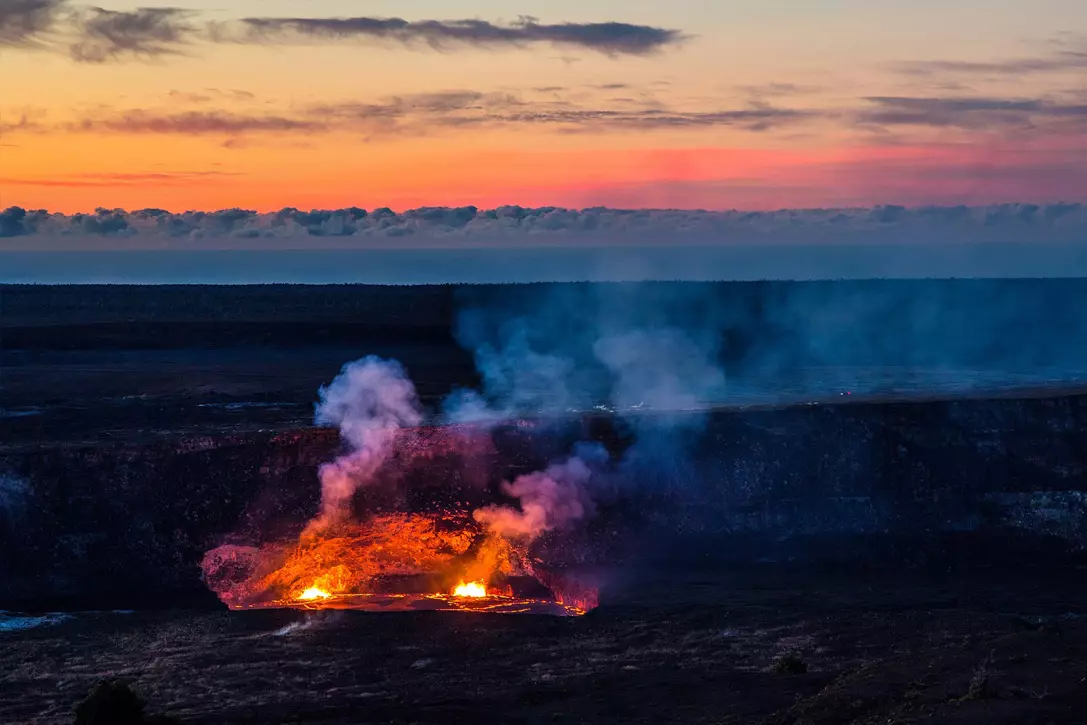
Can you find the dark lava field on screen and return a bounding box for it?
[5,281,1087,724]
[7,571,1087,725]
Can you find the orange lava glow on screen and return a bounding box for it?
[202,511,596,616]
[452,580,488,598]
[199,425,600,617]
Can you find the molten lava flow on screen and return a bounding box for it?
[452,580,487,598]
[199,410,603,617]
[201,510,597,616]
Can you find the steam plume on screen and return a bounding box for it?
[474,444,607,541]
[594,327,726,414]
[445,284,731,491]
[311,356,422,526]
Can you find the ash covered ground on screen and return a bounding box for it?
[5,281,1087,724]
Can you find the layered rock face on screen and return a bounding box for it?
[4,393,1087,609]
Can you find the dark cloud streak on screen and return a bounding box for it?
[859,96,1087,131]
[224,15,685,56]
[68,6,197,62]
[894,38,1087,77]
[68,110,324,134]
[0,0,65,47]
[15,85,1087,142]
[3,4,686,60]
[303,92,815,134]
[896,52,1087,77]
[15,90,813,139]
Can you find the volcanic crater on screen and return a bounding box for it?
[6,282,1087,724]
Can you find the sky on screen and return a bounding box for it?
[1,0,1087,213]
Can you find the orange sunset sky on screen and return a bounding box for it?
[2,0,1087,212]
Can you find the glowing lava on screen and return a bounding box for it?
[452,580,488,598]
[201,508,599,616]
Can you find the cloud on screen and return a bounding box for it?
[311,89,815,134]
[0,114,44,134]
[223,15,685,56]
[897,54,1087,76]
[737,82,821,98]
[517,105,816,132]
[25,90,1087,142]
[0,0,64,46]
[894,40,1087,77]
[2,6,687,61]
[858,95,1087,131]
[167,88,256,104]
[6,89,817,139]
[67,109,324,134]
[168,90,214,104]
[0,170,236,187]
[309,94,815,134]
[6,203,1087,246]
[68,6,198,62]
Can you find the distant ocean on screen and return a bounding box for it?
[5,243,1087,284]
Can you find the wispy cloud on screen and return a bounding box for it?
[1,2,203,61]
[736,82,821,99]
[220,15,686,56]
[167,88,256,104]
[67,110,325,134]
[893,37,1087,77]
[308,90,812,134]
[0,0,64,46]
[6,89,818,139]
[14,87,1087,142]
[68,6,199,62]
[858,95,1087,131]
[0,170,237,187]
[897,54,1087,76]
[0,114,41,134]
[475,106,816,132]
[167,90,215,104]
[1,3,687,61]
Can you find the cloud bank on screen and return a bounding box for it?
[3,204,1087,248]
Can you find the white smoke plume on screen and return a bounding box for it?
[443,323,583,425]
[474,445,607,541]
[445,287,733,492]
[593,327,726,413]
[441,388,508,427]
[312,356,423,526]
